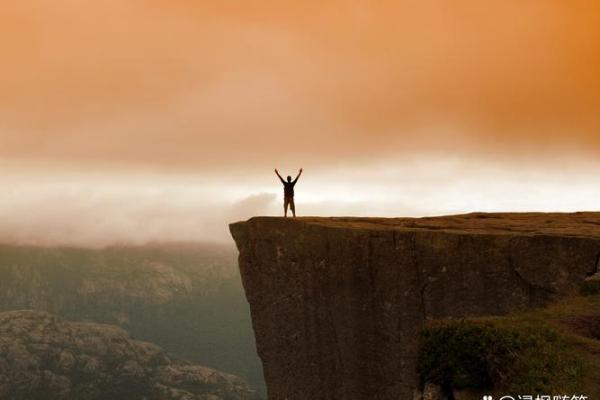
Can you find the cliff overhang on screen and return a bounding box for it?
[231,213,600,400]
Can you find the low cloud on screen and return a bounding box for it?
[2,157,600,248]
[227,193,278,223]
[0,173,279,247]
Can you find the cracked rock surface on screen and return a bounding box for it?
[230,213,600,400]
[0,310,256,400]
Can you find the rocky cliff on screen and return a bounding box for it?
[230,213,600,400]
[0,243,264,394]
[0,310,256,400]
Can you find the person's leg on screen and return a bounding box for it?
[290,198,296,217]
[284,198,289,217]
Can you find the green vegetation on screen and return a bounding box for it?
[581,279,600,296]
[0,243,265,397]
[418,295,600,398]
[419,320,583,393]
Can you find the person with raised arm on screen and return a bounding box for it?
[274,168,303,217]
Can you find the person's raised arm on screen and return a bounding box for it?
[293,168,303,183]
[274,169,285,183]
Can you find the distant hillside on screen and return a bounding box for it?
[0,242,265,396]
[0,310,257,400]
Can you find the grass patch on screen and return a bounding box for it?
[581,280,600,296]
[418,319,584,394]
[418,295,600,397]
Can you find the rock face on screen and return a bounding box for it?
[230,213,600,400]
[0,243,265,395]
[0,310,256,400]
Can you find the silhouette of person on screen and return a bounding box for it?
[275,168,303,217]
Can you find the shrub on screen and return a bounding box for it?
[417,319,584,394]
[581,280,600,296]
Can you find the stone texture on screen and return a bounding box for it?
[422,384,444,400]
[0,310,256,400]
[229,213,600,400]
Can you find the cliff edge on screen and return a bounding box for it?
[230,213,600,400]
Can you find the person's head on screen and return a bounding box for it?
[287,176,292,182]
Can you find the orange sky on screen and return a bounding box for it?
[2,0,600,167]
[1,1,600,245]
